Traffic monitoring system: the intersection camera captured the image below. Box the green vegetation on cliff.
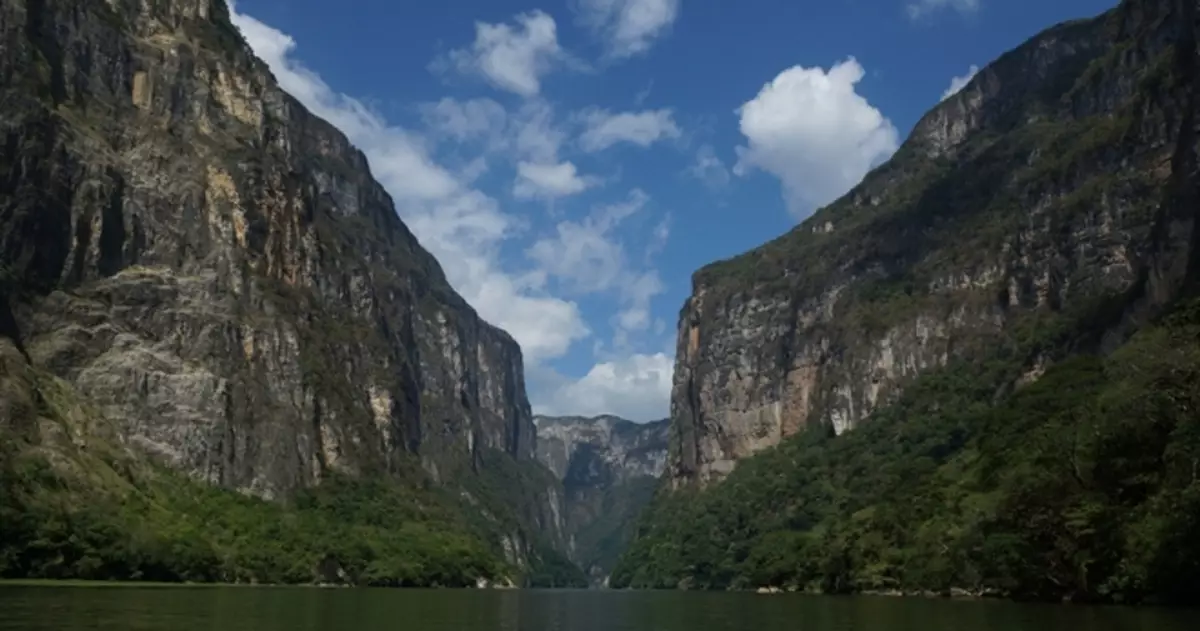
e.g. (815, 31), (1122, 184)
(533, 416), (670, 584)
(612, 297), (1200, 603)
(2, 0), (588, 590)
(0, 437), (587, 589)
(0, 457), (500, 587)
(571, 476), (660, 583)
(618, 0), (1198, 605)
(0, 349), (583, 588)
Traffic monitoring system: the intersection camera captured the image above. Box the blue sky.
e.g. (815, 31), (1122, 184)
(228, 0), (1116, 421)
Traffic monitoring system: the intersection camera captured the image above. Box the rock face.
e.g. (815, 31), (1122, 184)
(668, 0), (1198, 488)
(534, 415), (669, 583)
(0, 0), (565, 562)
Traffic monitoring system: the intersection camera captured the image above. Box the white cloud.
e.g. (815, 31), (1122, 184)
(232, 3), (673, 419)
(531, 352), (673, 422)
(512, 100), (568, 163)
(230, 5), (588, 362)
(733, 58), (899, 220)
(424, 98), (602, 201)
(439, 11), (564, 97)
(527, 189), (648, 293)
(614, 270), (663, 339)
(941, 64), (979, 101)
(526, 190), (665, 359)
(578, 108), (681, 152)
(513, 161), (598, 200)
(577, 0), (680, 59)
(421, 97), (508, 146)
(528, 217), (625, 293)
(907, 0), (981, 20)
(647, 215), (670, 259)
(422, 98), (561, 163)
(688, 144), (730, 188)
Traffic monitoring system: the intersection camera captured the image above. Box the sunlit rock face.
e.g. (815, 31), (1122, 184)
(667, 0), (1198, 488)
(0, 0), (537, 504)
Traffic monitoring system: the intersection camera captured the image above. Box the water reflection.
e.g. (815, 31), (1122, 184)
(0, 585), (1196, 631)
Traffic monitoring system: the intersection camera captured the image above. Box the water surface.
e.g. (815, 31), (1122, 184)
(1, 585), (1196, 631)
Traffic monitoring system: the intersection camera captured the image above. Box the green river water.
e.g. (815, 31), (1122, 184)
(1, 585), (1196, 630)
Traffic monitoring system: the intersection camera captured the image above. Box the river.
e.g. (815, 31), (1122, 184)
(1, 585), (1196, 630)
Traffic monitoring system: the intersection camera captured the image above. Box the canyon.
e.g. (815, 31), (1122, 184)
(0, 0), (574, 583)
(534, 415), (669, 584)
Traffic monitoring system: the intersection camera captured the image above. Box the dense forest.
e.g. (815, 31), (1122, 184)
(0, 445), (586, 588)
(612, 296), (1200, 603)
(0, 354), (585, 589)
(0, 441), (586, 588)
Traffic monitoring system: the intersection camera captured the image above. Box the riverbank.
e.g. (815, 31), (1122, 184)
(0, 579), (339, 589)
(0, 577), (525, 590)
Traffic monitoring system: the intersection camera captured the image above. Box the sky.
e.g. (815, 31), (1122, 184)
(227, 0), (1117, 422)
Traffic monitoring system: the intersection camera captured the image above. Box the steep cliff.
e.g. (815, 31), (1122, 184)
(668, 0), (1197, 488)
(534, 415), (669, 584)
(0, 0), (573, 583)
(614, 0), (1200, 603)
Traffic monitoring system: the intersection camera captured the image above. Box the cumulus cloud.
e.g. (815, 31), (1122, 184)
(613, 270), (663, 346)
(907, 0), (981, 20)
(437, 11), (564, 97)
(230, 6), (588, 362)
(578, 108), (681, 152)
(531, 352), (674, 422)
(526, 190), (665, 358)
(512, 100), (570, 163)
(232, 4), (673, 420)
(513, 161), (598, 200)
(734, 58), (899, 220)
(527, 189), (648, 293)
(577, 0), (680, 59)
(941, 64), (979, 101)
(423, 97), (600, 201)
(421, 97), (508, 147)
(525, 190), (672, 421)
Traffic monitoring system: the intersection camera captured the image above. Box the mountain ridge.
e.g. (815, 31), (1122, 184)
(0, 0), (581, 587)
(667, 0), (1193, 489)
(613, 0), (1200, 603)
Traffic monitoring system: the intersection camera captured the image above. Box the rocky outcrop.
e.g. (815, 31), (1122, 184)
(668, 0), (1198, 488)
(0, 0), (565, 563)
(534, 415), (669, 584)
(536, 415), (669, 483)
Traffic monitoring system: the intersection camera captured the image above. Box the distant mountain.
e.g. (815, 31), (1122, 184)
(534, 415), (669, 585)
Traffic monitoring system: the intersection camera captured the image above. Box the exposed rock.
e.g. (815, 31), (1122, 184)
(534, 414), (669, 584)
(0, 0), (565, 566)
(536, 414), (669, 482)
(667, 0), (1198, 488)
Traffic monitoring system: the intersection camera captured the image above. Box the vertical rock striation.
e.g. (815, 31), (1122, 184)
(0, 0), (562, 561)
(534, 415), (669, 584)
(668, 0), (1198, 488)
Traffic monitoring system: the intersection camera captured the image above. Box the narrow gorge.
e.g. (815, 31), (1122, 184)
(534, 415), (669, 585)
(3, 0), (1199, 604)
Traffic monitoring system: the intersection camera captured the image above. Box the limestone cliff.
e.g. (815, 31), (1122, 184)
(0, 0), (568, 570)
(534, 415), (668, 584)
(669, 0), (1198, 488)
